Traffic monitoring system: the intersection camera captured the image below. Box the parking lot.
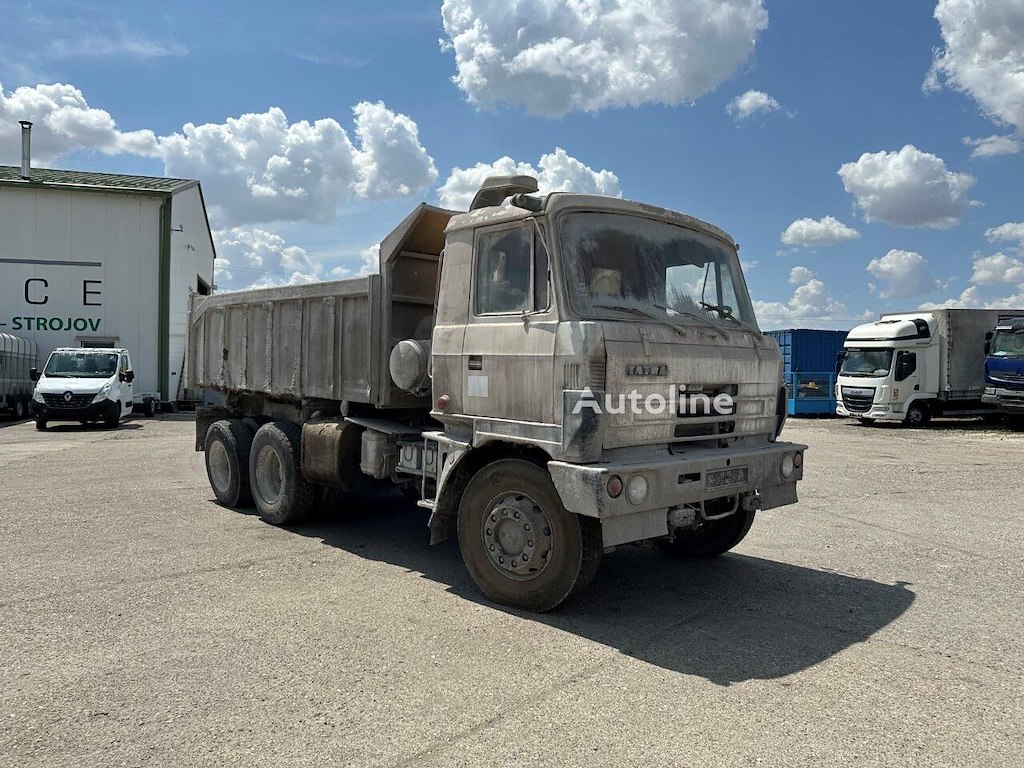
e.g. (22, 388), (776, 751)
(1, 414), (1021, 767)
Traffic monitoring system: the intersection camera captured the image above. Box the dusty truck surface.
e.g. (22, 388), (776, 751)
(188, 176), (806, 611)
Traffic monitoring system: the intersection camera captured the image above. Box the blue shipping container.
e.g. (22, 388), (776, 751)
(765, 329), (848, 416)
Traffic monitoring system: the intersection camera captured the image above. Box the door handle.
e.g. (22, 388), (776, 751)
(468, 355), (483, 371)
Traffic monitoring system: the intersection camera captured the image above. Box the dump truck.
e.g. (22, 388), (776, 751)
(836, 309), (1024, 426)
(188, 176), (806, 611)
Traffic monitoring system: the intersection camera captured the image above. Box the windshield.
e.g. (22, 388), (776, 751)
(840, 348), (894, 377)
(43, 351), (119, 379)
(559, 212), (757, 329)
(991, 330), (1024, 358)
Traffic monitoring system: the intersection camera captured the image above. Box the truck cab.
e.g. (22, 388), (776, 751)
(983, 318), (1024, 420)
(30, 347), (136, 430)
(835, 315), (936, 425)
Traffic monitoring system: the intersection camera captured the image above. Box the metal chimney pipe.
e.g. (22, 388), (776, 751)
(19, 120), (32, 179)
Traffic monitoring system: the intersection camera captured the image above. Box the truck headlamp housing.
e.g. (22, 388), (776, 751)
(33, 389), (44, 403)
(92, 383), (111, 404)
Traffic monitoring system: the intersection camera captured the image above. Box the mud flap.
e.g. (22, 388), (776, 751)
(759, 482), (797, 510)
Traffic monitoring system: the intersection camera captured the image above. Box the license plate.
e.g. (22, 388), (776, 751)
(706, 467), (749, 489)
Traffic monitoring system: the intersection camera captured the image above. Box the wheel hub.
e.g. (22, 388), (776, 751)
(208, 441), (231, 493)
(255, 445), (284, 504)
(481, 493), (554, 580)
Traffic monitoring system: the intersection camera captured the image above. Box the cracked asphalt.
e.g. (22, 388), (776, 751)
(1, 413), (1021, 767)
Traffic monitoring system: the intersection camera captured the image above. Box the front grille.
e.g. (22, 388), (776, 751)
(993, 371), (1024, 383)
(841, 387), (875, 413)
(43, 393), (94, 409)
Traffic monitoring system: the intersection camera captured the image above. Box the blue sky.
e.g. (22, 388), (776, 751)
(1, 0), (1022, 328)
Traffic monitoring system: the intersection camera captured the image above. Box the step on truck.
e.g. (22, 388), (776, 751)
(836, 309), (1024, 426)
(188, 176), (806, 611)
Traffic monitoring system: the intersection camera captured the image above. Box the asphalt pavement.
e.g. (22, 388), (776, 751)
(1, 413), (1021, 767)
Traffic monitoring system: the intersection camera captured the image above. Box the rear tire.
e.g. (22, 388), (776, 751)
(204, 419), (256, 508)
(457, 459), (602, 612)
(660, 509), (756, 558)
(249, 420), (320, 525)
(144, 398), (157, 417)
(13, 399), (25, 419)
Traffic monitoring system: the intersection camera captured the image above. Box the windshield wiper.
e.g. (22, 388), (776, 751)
(592, 303), (690, 338)
(699, 301), (751, 329)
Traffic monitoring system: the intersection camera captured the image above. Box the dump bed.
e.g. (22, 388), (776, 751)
(187, 203), (454, 408)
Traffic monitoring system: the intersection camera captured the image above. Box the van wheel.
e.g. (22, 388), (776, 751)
(204, 419), (256, 508)
(35, 419), (46, 431)
(904, 402), (930, 427)
(457, 459), (602, 612)
(144, 398), (157, 417)
(249, 421), (320, 526)
(102, 402), (120, 428)
(660, 510), (756, 558)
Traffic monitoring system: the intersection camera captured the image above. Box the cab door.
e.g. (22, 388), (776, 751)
(119, 353), (134, 417)
(461, 220), (556, 425)
(893, 349), (922, 408)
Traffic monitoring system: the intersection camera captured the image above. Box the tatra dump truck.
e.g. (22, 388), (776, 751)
(188, 177), (806, 611)
(983, 316), (1024, 423)
(836, 309), (1024, 426)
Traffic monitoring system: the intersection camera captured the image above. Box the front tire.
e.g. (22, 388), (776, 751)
(660, 509), (756, 558)
(35, 419), (46, 431)
(904, 402), (930, 427)
(249, 421), (320, 526)
(457, 459), (602, 612)
(204, 419), (256, 508)
(103, 401), (120, 428)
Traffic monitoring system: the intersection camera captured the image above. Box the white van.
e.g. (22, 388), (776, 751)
(29, 348), (158, 430)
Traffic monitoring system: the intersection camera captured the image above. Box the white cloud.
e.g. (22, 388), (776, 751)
(837, 145), (976, 229)
(963, 134), (1022, 158)
(753, 268), (847, 328)
(160, 101), (437, 227)
(0, 82), (159, 163)
(356, 243), (380, 276)
(969, 252), (1024, 285)
(439, 0), (769, 117)
(928, 0), (1024, 132)
(919, 283), (1024, 310)
(726, 90), (781, 121)
(437, 147), (620, 210)
(986, 222), (1024, 250)
(866, 249), (941, 299)
(788, 266), (815, 284)
(780, 215), (860, 247)
(212, 228), (324, 291)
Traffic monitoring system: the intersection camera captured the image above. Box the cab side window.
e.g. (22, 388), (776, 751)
(474, 225), (549, 315)
(895, 351), (917, 381)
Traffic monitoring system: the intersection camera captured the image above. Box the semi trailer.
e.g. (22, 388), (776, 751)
(983, 316), (1024, 424)
(188, 176), (806, 611)
(836, 309), (1024, 426)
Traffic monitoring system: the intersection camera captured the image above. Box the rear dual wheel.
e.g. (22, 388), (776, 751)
(249, 421), (321, 526)
(205, 419), (256, 507)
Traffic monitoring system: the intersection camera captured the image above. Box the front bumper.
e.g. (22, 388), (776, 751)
(983, 388), (1024, 412)
(836, 402), (901, 420)
(29, 398), (114, 422)
(548, 440), (805, 520)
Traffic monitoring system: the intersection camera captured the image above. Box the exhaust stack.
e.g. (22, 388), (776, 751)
(19, 120), (32, 179)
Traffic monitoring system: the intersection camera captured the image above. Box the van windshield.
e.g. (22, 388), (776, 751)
(840, 348), (894, 377)
(44, 351), (119, 378)
(559, 212), (757, 329)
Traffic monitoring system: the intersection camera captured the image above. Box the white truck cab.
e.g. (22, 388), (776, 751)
(29, 348), (156, 430)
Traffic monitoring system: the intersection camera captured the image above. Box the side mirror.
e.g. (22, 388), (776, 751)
(126, 370), (135, 383)
(30, 368), (40, 382)
(984, 331), (994, 356)
(834, 351), (846, 376)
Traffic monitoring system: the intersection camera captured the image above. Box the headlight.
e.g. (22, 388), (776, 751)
(781, 453), (795, 479)
(92, 384), (111, 403)
(33, 390), (44, 403)
(626, 474), (649, 506)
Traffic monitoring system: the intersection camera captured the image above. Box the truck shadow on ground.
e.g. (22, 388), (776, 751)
(282, 489), (916, 687)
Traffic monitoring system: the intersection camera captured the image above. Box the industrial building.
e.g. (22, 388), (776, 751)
(0, 122), (215, 404)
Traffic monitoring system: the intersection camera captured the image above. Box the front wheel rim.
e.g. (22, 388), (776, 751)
(255, 445), (284, 505)
(481, 492), (554, 581)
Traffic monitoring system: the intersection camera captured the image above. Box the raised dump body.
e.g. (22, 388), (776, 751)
(188, 204), (453, 408)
